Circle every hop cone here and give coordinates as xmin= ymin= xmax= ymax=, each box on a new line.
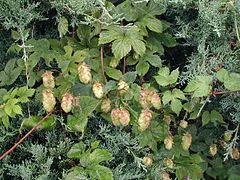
xmin=164 ymin=135 xmax=174 ymax=150
xmin=151 ymin=92 xmax=161 ymax=110
xmin=179 ymin=120 xmax=188 ymax=129
xmin=101 ymin=98 xmax=111 ymax=113
xmin=231 ymin=148 xmax=239 ymax=160
xmin=143 ymin=156 xmax=153 ymax=167
xmin=181 ymin=132 xmax=192 ymax=151
xmin=139 ymin=89 xmax=151 ymax=108
xmin=111 ymin=108 xmax=130 ymax=126
xmin=78 ymin=62 xmax=92 ymax=84
xmin=138 ymin=108 xmax=153 ymax=131
xmin=161 ymin=172 xmax=171 ymax=180
xmin=92 ymin=82 xmax=104 ymax=99
xmin=42 ymin=89 xmax=56 ymax=112
xmin=41 ymin=71 xmax=55 ymax=88
xmin=117 ymin=80 xmax=129 ymax=95
xmin=165 ymin=158 xmax=174 ymax=169
xmin=61 ymin=93 xmax=73 ymax=113
xmin=224 ymin=131 xmax=232 ymax=142
xmin=209 ymin=144 xmax=217 ymax=156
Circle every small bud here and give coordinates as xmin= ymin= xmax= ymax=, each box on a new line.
xmin=163 ymin=115 xmax=172 ymax=125
xmin=117 ymin=80 xmax=129 ymax=95
xmin=165 ymin=158 xmax=174 ymax=169
xmin=78 ymin=62 xmax=92 ymax=84
xmin=138 ymin=108 xmax=153 ymax=131
xmin=181 ymin=132 xmax=192 ymax=151
xmin=143 ymin=156 xmax=153 ymax=167
xmin=101 ymin=98 xmax=111 ymax=113
xmin=231 ymin=148 xmax=239 ymax=160
xmin=92 ymin=82 xmax=104 ymax=99
xmin=164 ymin=135 xmax=174 ymax=150
xmin=41 ymin=71 xmax=55 ymax=88
xmin=111 ymin=108 xmax=130 ymax=126
xmin=110 ymin=57 xmax=119 ymax=68
xmin=161 ymin=172 xmax=171 ymax=180
xmin=179 ymin=120 xmax=188 ymax=129
xmin=61 ymin=93 xmax=73 ymax=113
xmin=209 ymin=144 xmax=217 ymax=156
xmin=224 ymin=131 xmax=232 ymax=142
xmin=151 ymin=92 xmax=161 ymax=110
xmin=42 ymin=89 xmax=56 ymax=112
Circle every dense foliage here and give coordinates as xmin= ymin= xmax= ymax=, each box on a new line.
xmin=0 ymin=0 xmax=239 ymax=179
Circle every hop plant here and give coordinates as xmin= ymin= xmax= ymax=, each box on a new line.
xmin=164 ymin=135 xmax=174 ymax=150
xmin=165 ymin=158 xmax=174 ymax=169
xmin=179 ymin=120 xmax=188 ymax=129
xmin=92 ymin=82 xmax=104 ymax=99
xmin=181 ymin=132 xmax=192 ymax=151
xmin=143 ymin=156 xmax=153 ymax=167
xmin=61 ymin=93 xmax=73 ymax=113
xmin=101 ymin=98 xmax=111 ymax=113
xmin=161 ymin=172 xmax=171 ymax=180
xmin=117 ymin=80 xmax=129 ymax=95
xmin=138 ymin=108 xmax=153 ymax=131
xmin=231 ymin=148 xmax=239 ymax=160
xmin=42 ymin=89 xmax=56 ymax=112
xmin=78 ymin=62 xmax=92 ymax=84
xmin=111 ymin=108 xmax=130 ymax=126
xmin=41 ymin=71 xmax=55 ymax=88
xmin=209 ymin=144 xmax=217 ymax=156
xmin=151 ymin=92 xmax=161 ymax=110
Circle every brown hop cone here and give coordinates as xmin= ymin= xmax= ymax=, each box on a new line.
xmin=111 ymin=108 xmax=130 ymax=126
xmin=161 ymin=172 xmax=171 ymax=180
xmin=92 ymin=82 xmax=104 ymax=99
xmin=117 ymin=80 xmax=129 ymax=95
xmin=41 ymin=71 xmax=55 ymax=88
xmin=224 ymin=131 xmax=232 ymax=142
xmin=119 ymin=108 xmax=130 ymax=126
xmin=143 ymin=156 xmax=153 ymax=167
xmin=165 ymin=158 xmax=174 ymax=169
xmin=151 ymin=92 xmax=161 ymax=110
xmin=179 ymin=120 xmax=188 ymax=129
xmin=181 ymin=132 xmax=192 ymax=151
xmin=61 ymin=93 xmax=73 ymax=113
xmin=42 ymin=89 xmax=56 ymax=112
xmin=209 ymin=144 xmax=217 ymax=156
xmin=219 ymin=139 xmax=228 ymax=149
xmin=101 ymin=98 xmax=111 ymax=113
xmin=138 ymin=108 xmax=153 ymax=131
xmin=164 ymin=135 xmax=174 ymax=150
xmin=231 ymin=148 xmax=240 ymax=160
xmin=78 ymin=62 xmax=92 ymax=84
xmin=139 ymin=90 xmax=151 ymax=108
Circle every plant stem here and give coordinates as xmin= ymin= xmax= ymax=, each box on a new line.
xmin=100 ymin=45 xmax=107 ymax=84
xmin=0 ymin=111 xmax=53 ymax=161
xmin=123 ymin=57 xmax=126 ymax=74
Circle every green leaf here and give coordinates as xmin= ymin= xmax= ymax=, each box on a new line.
xmin=105 ymin=67 xmax=122 ymax=80
xmin=67 ymin=142 xmax=86 ymax=158
xmin=202 ymin=111 xmax=210 ymax=126
xmin=112 ymin=38 xmax=132 ymax=59
xmin=136 ymin=61 xmax=150 ymax=76
xmin=16 ymin=87 xmax=35 ymax=103
xmin=216 ymin=68 xmax=228 ymax=82
xmin=159 ymin=33 xmax=178 ymax=47
xmin=65 ymin=167 xmax=88 ymax=180
xmin=224 ymin=73 xmax=240 ymax=91
xmin=171 ymin=99 xmax=182 ymax=115
xmin=155 ymin=67 xmax=179 ymax=86
xmin=172 ymin=88 xmax=186 ymax=100
xmin=2 ymin=115 xmax=9 ymax=128
xmin=162 ymin=90 xmax=172 ymax=105
xmin=89 ymin=165 xmax=113 ymax=180
xmin=143 ymin=51 xmax=161 ymax=67
xmin=123 ymin=72 xmax=137 ymax=83
xmin=144 ymin=17 xmax=163 ymax=33
xmin=4 ymin=98 xmax=21 ymax=117
xmin=131 ymin=39 xmax=146 ymax=57
xmin=210 ymin=110 xmax=224 ymax=126
xmin=58 ymin=16 xmax=68 ymax=38
xmin=90 ymin=149 xmax=112 ymax=164
xmin=184 ymin=76 xmax=212 ymax=97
